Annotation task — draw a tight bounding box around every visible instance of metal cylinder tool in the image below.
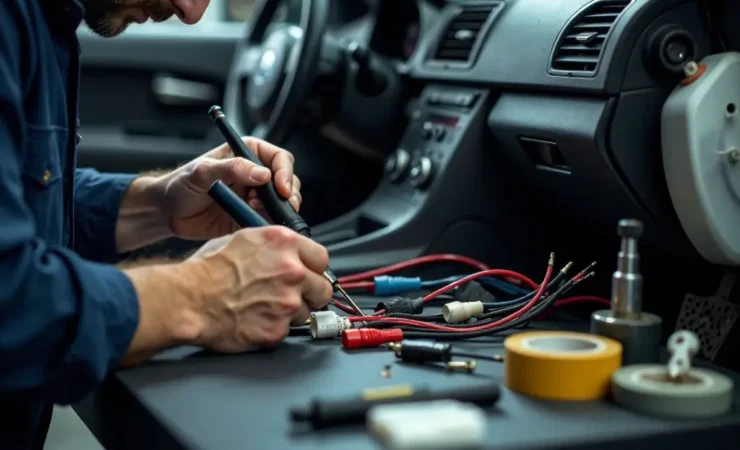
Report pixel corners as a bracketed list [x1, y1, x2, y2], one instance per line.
[590, 219, 662, 365]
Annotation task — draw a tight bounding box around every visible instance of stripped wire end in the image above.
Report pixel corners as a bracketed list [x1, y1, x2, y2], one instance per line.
[573, 261, 597, 281]
[575, 271, 596, 284]
[548, 252, 555, 266]
[560, 261, 574, 275]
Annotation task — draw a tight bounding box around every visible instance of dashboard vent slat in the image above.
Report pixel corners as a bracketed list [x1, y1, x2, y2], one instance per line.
[549, 0, 632, 75]
[430, 1, 501, 66]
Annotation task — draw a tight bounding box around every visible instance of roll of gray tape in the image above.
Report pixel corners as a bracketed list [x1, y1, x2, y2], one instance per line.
[612, 364, 734, 419]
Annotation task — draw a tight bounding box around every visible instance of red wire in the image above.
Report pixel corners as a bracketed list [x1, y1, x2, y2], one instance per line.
[338, 254, 490, 283]
[341, 281, 374, 290]
[367, 269, 538, 316]
[423, 270, 539, 302]
[348, 263, 554, 332]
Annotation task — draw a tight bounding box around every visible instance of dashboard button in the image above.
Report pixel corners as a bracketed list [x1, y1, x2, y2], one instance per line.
[385, 148, 411, 183]
[409, 156, 434, 189]
[422, 121, 434, 140]
[434, 126, 446, 142]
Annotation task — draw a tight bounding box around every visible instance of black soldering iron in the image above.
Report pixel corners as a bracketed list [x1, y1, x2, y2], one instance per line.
[207, 106, 364, 316]
[290, 382, 501, 429]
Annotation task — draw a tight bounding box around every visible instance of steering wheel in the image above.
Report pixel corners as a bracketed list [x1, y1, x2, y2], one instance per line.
[223, 0, 330, 144]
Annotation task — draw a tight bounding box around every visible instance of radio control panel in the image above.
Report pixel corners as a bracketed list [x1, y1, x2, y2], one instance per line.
[381, 86, 483, 202]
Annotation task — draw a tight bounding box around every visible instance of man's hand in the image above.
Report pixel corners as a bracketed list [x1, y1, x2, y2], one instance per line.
[158, 137, 302, 240]
[122, 225, 332, 364]
[116, 137, 304, 253]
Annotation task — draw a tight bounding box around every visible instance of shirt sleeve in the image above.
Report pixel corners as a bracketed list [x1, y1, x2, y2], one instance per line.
[73, 168, 137, 263]
[0, 2, 139, 405]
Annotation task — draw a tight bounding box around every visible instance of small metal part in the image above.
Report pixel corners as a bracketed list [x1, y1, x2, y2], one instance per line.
[667, 330, 700, 381]
[683, 61, 698, 77]
[388, 342, 402, 354]
[590, 219, 663, 365]
[323, 269, 365, 316]
[380, 364, 392, 378]
[446, 360, 476, 373]
[491, 355, 504, 363]
[334, 283, 366, 317]
[561, 261, 574, 274]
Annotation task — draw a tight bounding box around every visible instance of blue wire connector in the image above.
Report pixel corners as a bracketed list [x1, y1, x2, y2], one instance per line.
[373, 276, 423, 296]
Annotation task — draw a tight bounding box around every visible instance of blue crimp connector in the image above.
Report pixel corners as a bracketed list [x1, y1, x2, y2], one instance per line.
[373, 276, 422, 296]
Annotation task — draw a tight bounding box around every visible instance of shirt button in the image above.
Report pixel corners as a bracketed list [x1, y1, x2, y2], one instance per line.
[43, 170, 52, 184]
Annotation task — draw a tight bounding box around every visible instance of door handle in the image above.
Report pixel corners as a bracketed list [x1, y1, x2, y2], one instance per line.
[151, 75, 219, 106]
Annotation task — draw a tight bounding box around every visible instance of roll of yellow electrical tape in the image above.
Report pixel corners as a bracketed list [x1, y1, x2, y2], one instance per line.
[504, 331, 622, 401]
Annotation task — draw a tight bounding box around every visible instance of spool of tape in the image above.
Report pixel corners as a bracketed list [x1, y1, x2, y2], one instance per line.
[611, 364, 734, 418]
[504, 331, 622, 401]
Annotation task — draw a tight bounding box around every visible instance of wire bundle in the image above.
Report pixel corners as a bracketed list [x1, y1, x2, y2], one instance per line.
[315, 253, 608, 345]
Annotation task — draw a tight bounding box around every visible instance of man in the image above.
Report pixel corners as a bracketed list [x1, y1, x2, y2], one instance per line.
[0, 0, 334, 448]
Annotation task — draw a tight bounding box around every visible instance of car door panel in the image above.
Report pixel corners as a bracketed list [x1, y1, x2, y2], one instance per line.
[76, 25, 243, 173]
[76, 19, 381, 232]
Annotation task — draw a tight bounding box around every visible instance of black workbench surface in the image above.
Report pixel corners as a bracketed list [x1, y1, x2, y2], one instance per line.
[74, 299, 740, 450]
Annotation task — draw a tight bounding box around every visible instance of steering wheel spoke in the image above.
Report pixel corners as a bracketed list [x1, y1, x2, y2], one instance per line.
[233, 45, 263, 80]
[223, 0, 330, 145]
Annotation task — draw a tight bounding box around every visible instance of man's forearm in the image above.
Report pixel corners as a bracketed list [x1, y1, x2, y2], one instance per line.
[116, 176, 172, 254]
[120, 261, 206, 366]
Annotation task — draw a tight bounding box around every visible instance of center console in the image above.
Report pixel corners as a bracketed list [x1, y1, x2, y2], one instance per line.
[312, 85, 544, 275]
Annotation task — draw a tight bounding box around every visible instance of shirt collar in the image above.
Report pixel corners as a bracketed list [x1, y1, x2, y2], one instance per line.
[40, 0, 85, 34]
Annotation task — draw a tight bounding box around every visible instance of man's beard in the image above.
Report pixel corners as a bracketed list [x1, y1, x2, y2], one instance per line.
[83, 0, 175, 37]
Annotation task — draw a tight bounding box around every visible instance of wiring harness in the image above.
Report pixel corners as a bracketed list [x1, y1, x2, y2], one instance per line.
[301, 253, 608, 348]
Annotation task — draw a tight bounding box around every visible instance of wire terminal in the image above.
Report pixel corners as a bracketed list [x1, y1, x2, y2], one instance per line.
[342, 329, 403, 349]
[309, 311, 352, 339]
[442, 301, 484, 323]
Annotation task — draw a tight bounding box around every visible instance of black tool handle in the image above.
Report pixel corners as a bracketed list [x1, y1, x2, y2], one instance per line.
[208, 106, 310, 237]
[290, 382, 501, 429]
[208, 180, 269, 228]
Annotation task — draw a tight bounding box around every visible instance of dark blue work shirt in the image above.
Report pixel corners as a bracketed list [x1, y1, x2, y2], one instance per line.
[0, 0, 141, 448]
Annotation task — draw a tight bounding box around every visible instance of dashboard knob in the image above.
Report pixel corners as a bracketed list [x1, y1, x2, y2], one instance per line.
[385, 148, 411, 182]
[409, 156, 434, 189]
[421, 121, 435, 140]
[434, 126, 446, 142]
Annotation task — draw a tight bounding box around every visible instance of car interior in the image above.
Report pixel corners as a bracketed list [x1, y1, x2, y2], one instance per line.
[51, 0, 740, 446]
[77, 0, 736, 315]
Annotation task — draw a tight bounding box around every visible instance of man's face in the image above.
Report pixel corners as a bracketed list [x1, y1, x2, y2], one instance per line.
[83, 0, 210, 37]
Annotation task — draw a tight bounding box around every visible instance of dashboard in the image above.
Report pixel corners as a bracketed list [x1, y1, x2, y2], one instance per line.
[317, 0, 721, 261]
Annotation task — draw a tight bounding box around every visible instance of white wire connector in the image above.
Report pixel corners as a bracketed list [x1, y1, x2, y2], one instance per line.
[442, 301, 484, 323]
[309, 311, 352, 339]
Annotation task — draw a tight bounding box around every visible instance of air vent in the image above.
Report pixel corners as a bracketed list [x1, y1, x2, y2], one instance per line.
[550, 0, 632, 74]
[431, 2, 500, 65]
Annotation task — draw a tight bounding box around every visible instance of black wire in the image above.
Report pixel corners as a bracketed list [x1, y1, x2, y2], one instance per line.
[399, 278, 580, 340]
[364, 272, 568, 330]
[385, 313, 444, 321]
[476, 271, 566, 318]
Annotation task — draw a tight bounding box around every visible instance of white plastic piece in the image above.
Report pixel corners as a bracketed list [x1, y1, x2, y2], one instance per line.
[442, 301, 484, 323]
[666, 330, 699, 379]
[309, 311, 351, 339]
[662, 52, 740, 265]
[367, 400, 486, 450]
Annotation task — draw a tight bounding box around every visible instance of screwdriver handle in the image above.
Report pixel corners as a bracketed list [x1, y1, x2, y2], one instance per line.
[208, 180, 269, 228]
[208, 106, 311, 237]
[208, 179, 330, 312]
